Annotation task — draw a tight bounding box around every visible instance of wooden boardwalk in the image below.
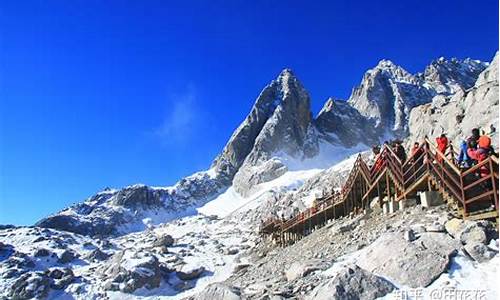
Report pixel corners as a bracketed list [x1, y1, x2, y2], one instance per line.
[260, 139, 499, 246]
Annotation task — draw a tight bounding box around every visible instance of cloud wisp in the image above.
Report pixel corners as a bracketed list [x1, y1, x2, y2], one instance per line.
[154, 85, 206, 146]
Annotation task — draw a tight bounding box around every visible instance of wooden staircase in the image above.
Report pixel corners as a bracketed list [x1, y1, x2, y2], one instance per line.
[260, 138, 499, 245]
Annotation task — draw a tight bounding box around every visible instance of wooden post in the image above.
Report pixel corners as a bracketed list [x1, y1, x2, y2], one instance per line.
[489, 159, 498, 214]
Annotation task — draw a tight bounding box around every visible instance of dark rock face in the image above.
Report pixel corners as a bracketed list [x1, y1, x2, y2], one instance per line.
[315, 98, 380, 147]
[36, 215, 116, 237]
[34, 248, 50, 257]
[212, 69, 313, 183]
[307, 264, 395, 300]
[113, 185, 164, 208]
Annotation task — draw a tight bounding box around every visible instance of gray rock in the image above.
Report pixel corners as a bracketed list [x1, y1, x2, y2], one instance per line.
[225, 247, 239, 255]
[408, 52, 498, 149]
[285, 259, 329, 281]
[404, 229, 416, 242]
[445, 218, 497, 245]
[356, 232, 460, 287]
[190, 282, 241, 300]
[34, 248, 50, 257]
[58, 249, 77, 264]
[176, 266, 206, 281]
[426, 224, 445, 233]
[463, 242, 498, 263]
[7, 272, 50, 300]
[86, 248, 110, 261]
[49, 268, 75, 290]
[460, 221, 496, 245]
[100, 250, 162, 293]
[306, 264, 394, 300]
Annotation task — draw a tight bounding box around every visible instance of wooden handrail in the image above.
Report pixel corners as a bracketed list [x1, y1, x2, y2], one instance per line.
[262, 138, 499, 240]
[462, 158, 491, 176]
[463, 175, 492, 191]
[424, 138, 462, 174]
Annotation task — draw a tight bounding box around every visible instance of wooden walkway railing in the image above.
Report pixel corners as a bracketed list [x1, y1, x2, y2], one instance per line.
[260, 138, 499, 245]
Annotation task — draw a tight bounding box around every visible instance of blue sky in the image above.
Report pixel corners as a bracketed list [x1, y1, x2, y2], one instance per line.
[0, 0, 498, 225]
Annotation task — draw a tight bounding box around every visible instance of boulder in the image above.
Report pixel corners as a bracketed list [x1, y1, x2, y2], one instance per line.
[460, 221, 496, 245]
[190, 282, 241, 300]
[285, 259, 329, 281]
[306, 264, 394, 300]
[225, 247, 239, 255]
[34, 248, 51, 257]
[100, 250, 162, 293]
[7, 272, 50, 300]
[404, 230, 416, 242]
[463, 242, 498, 263]
[445, 219, 497, 245]
[153, 234, 174, 247]
[176, 266, 206, 280]
[48, 268, 75, 290]
[58, 249, 77, 264]
[356, 232, 460, 287]
[86, 248, 110, 261]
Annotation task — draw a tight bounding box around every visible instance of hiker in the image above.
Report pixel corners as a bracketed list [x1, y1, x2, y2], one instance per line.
[457, 128, 480, 168]
[394, 141, 407, 163]
[467, 135, 493, 177]
[435, 134, 448, 163]
[411, 142, 424, 165]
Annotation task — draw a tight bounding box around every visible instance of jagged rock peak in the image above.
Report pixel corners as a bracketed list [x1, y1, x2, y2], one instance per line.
[422, 56, 488, 93]
[210, 68, 311, 183]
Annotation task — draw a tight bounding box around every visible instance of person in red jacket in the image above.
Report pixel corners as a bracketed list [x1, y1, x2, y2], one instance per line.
[435, 134, 448, 163]
[467, 135, 493, 177]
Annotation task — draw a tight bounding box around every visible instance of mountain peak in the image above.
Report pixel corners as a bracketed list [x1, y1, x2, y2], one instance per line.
[376, 59, 397, 68]
[279, 68, 295, 78]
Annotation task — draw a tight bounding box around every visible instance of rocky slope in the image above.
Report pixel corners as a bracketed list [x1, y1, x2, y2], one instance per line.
[408, 52, 499, 147]
[348, 58, 487, 138]
[2, 52, 498, 299]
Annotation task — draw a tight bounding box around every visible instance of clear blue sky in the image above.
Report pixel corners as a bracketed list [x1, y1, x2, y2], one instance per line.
[0, 0, 498, 225]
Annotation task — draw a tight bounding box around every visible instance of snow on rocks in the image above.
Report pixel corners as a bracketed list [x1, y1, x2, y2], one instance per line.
[100, 249, 162, 293]
[356, 231, 461, 288]
[306, 264, 395, 300]
[187, 282, 241, 300]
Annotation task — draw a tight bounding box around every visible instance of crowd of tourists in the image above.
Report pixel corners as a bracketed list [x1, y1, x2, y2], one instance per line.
[370, 126, 498, 178]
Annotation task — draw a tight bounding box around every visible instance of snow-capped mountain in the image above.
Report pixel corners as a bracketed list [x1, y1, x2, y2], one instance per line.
[408, 52, 499, 147]
[347, 57, 487, 137]
[34, 54, 493, 238]
[2, 52, 497, 300]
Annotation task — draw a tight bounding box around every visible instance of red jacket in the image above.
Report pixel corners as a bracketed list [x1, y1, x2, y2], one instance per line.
[436, 137, 448, 153]
[467, 147, 490, 177]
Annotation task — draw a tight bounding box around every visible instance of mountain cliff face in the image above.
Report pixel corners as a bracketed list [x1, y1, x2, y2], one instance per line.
[2, 52, 498, 300]
[408, 52, 499, 147]
[33, 54, 493, 237]
[347, 58, 487, 138]
[212, 70, 315, 184]
[314, 98, 379, 147]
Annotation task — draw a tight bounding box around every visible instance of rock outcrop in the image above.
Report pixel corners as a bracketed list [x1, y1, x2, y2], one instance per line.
[306, 264, 395, 300]
[356, 231, 461, 288]
[408, 52, 498, 147]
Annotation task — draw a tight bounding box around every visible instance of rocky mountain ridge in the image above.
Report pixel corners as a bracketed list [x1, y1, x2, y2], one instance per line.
[1, 52, 498, 300]
[32, 53, 495, 238]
